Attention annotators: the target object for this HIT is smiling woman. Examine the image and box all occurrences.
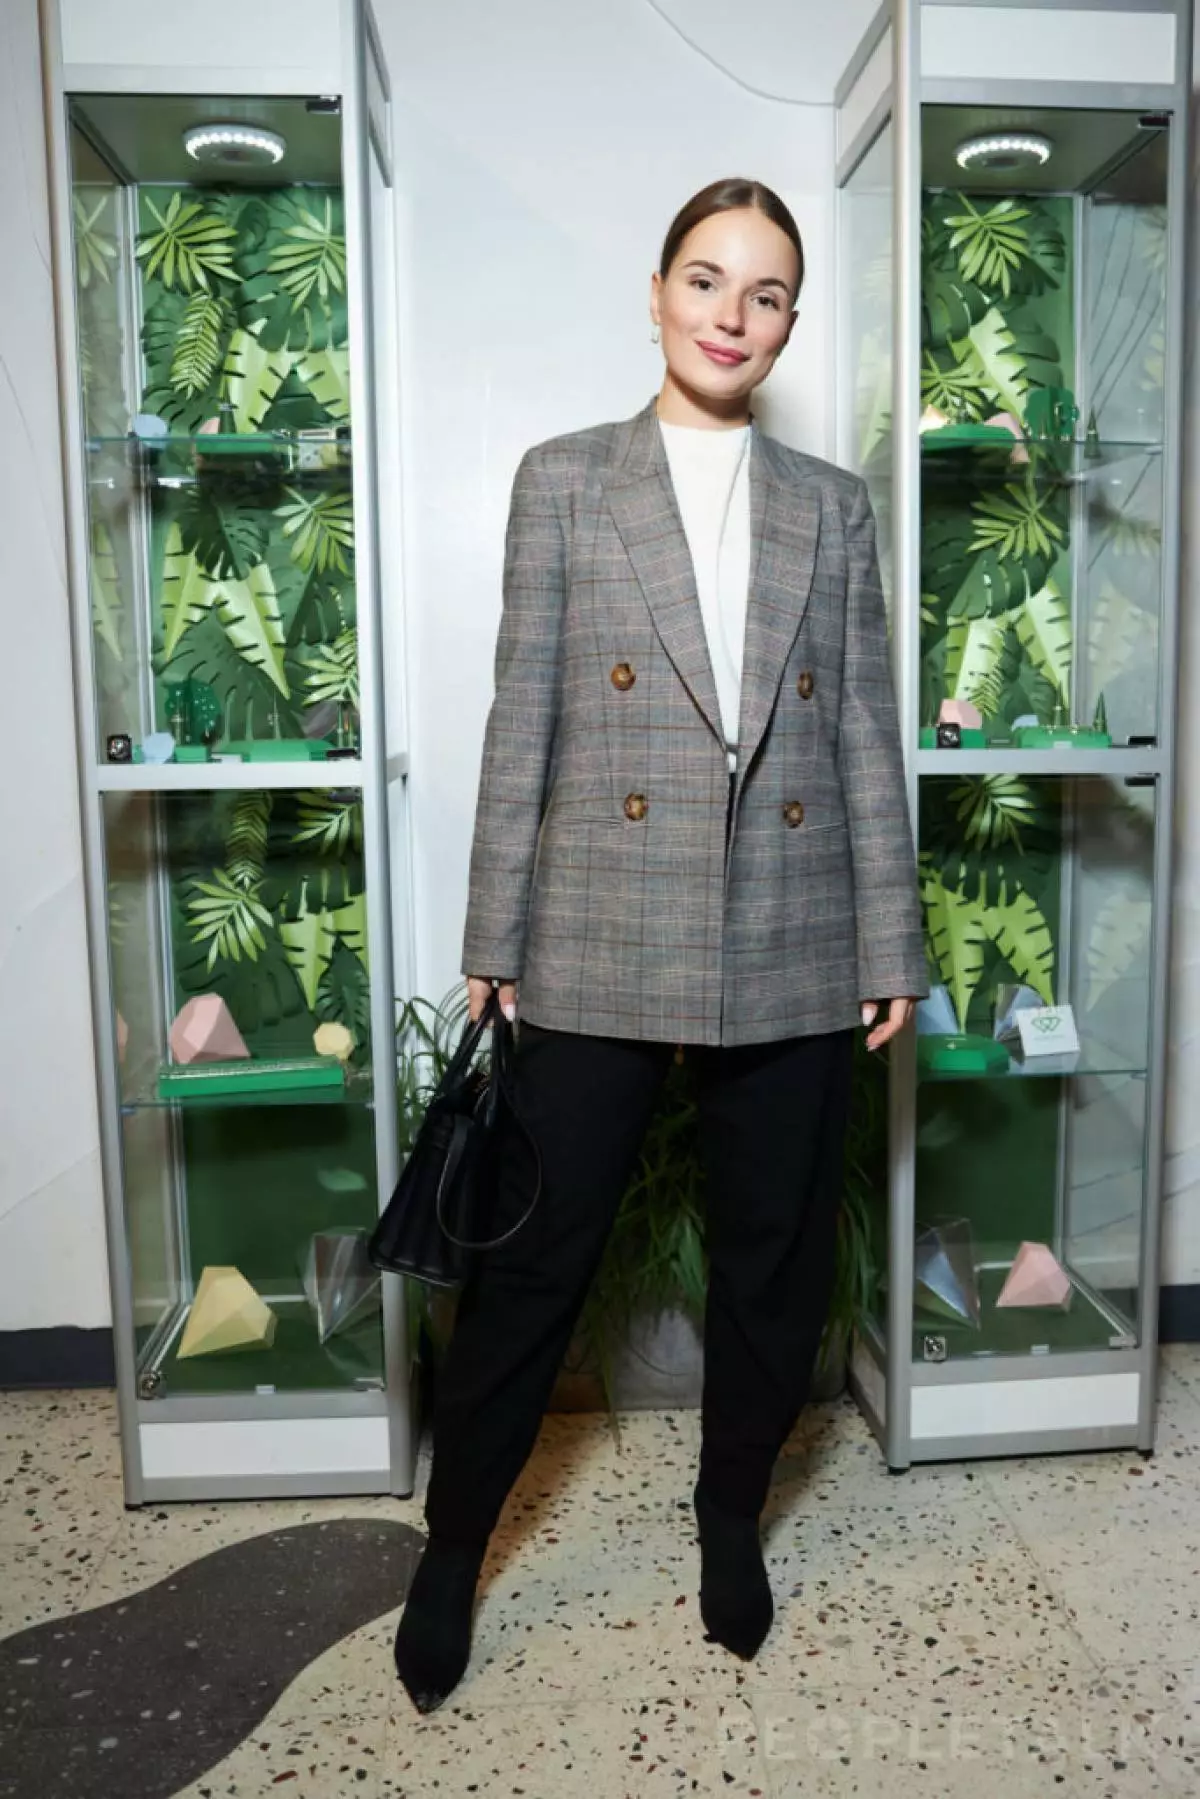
[649,176,805,426]
[387,171,924,1717]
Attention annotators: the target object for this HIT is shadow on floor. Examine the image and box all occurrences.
[0,1517,423,1799]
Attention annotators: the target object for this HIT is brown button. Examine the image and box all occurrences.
[624,792,648,821]
[783,800,805,827]
[797,670,814,700]
[611,662,636,691]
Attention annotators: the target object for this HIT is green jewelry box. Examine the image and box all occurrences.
[917,1033,1011,1075]
[1011,725,1112,749]
[217,739,331,762]
[157,1056,345,1099]
[919,726,988,749]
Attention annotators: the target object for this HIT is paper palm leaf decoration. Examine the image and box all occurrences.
[945,197,1032,297]
[185,868,274,970]
[136,192,237,291]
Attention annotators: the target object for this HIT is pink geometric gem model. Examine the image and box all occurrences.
[996,1241,1072,1309]
[983,411,1031,464]
[169,994,250,1065]
[938,697,984,732]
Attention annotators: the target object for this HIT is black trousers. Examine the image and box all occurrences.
[425,770,855,1542]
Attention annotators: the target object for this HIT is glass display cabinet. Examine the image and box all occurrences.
[40,0,417,1499]
[835,0,1190,1466]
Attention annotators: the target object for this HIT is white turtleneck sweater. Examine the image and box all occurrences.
[657,417,752,776]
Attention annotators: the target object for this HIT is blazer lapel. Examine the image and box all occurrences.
[601,397,821,773]
[736,434,821,777]
[601,398,724,744]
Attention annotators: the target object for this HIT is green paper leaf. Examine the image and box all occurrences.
[982,886,1056,1005]
[136,190,237,292]
[207,561,290,697]
[222,323,294,431]
[921,863,988,1032]
[276,487,355,575]
[279,885,337,1011]
[961,308,1030,420]
[300,628,359,708]
[1015,579,1072,703]
[943,612,1013,718]
[184,867,273,970]
[294,347,351,422]
[177,486,268,581]
[265,194,347,311]
[331,890,369,972]
[948,548,1024,621]
[170,290,229,397]
[226,791,272,892]
[293,789,363,856]
[160,521,216,662]
[945,197,1032,298]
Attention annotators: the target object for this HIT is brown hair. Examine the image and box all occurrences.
[659,177,805,303]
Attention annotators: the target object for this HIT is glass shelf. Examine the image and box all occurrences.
[918,1043,1147,1082]
[86,430,351,488]
[120,1069,375,1111]
[918,434,1162,485]
[150,1299,384,1399]
[911,1260,1135,1362]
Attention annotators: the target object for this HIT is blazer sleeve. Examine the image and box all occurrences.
[460,445,565,982]
[837,477,929,1002]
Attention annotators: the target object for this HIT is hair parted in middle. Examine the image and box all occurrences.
[658,177,805,303]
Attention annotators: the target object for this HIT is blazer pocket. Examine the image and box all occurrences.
[544,785,622,826]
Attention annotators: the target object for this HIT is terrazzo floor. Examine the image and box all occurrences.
[5,1351,1200,1796]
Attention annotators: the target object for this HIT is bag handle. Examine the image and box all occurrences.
[434,1002,543,1251]
[438,986,500,1092]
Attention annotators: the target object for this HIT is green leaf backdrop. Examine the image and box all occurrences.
[137,182,356,745]
[918,191,1075,1030]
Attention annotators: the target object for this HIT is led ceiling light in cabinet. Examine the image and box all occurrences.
[954,132,1053,172]
[183,124,286,167]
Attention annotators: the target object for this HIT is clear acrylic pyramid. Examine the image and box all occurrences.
[302,1229,381,1345]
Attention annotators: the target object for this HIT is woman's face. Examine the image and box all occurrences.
[651,207,799,406]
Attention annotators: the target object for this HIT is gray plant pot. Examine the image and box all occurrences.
[550,1306,705,1411]
[549,1307,850,1411]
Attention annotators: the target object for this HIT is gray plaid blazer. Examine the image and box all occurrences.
[460,395,927,1046]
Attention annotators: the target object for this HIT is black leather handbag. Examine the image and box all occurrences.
[368,991,542,1290]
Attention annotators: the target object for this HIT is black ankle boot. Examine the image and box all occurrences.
[393,1533,487,1713]
[692,1481,773,1660]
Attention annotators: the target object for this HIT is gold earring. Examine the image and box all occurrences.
[650,323,660,344]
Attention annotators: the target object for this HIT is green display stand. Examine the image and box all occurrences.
[1012,725,1112,750]
[226,739,332,762]
[158,1056,346,1099]
[921,423,1022,450]
[917,1033,1011,1075]
[919,726,989,748]
[193,431,290,459]
[174,744,211,763]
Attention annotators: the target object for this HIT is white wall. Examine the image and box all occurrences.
[0,0,109,1329]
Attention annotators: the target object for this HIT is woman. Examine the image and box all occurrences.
[394,177,926,1712]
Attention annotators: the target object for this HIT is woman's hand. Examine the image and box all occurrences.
[467,974,519,1024]
[861,997,916,1052]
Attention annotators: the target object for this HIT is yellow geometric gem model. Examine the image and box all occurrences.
[313,1021,354,1062]
[177,1266,278,1358]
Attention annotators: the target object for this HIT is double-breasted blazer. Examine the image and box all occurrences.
[460,394,927,1047]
